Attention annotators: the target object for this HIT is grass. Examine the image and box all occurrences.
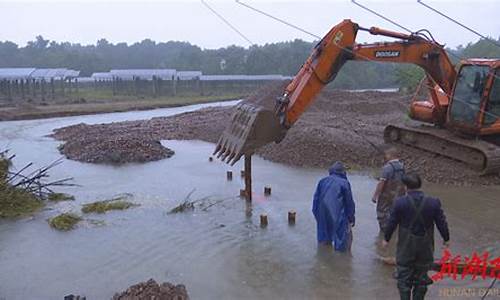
[48,213,82,231]
[48,192,75,202]
[0,188,44,218]
[0,158,44,218]
[81,198,138,214]
[68,88,248,104]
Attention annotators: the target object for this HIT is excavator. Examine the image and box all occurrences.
[213,19,500,174]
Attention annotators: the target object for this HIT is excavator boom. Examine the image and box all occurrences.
[214,19,500,173]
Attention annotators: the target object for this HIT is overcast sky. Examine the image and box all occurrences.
[0,0,499,49]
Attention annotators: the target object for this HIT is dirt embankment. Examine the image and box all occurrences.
[51,85,500,186]
[112,278,189,300]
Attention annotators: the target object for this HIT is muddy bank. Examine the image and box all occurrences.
[112,279,189,300]
[51,87,500,186]
[0,95,242,121]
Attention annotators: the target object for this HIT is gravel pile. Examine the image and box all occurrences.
[55,131,174,164]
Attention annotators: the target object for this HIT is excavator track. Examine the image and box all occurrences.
[384,125,500,175]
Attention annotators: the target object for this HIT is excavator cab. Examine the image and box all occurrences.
[447,60,500,135]
[482,67,500,128]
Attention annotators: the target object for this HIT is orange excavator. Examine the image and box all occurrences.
[213,19,500,174]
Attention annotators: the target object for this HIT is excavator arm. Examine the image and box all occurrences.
[214,19,457,164]
[281,20,456,126]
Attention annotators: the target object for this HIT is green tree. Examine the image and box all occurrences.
[395,64,425,93]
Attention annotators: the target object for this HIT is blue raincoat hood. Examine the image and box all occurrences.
[329,161,347,178]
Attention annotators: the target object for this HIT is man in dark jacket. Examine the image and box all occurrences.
[312,161,355,252]
[383,172,450,300]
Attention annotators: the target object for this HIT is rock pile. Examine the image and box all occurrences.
[112,279,189,300]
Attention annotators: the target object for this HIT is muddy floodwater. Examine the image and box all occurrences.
[0,101,499,299]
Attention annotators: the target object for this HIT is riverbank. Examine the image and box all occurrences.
[51,85,500,186]
[0,93,245,121]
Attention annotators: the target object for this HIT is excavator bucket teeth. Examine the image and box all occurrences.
[213,102,285,165]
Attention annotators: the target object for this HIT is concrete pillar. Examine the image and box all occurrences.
[112,77,116,96]
[20,79,25,100]
[134,77,139,97]
[152,75,157,97]
[41,79,46,101]
[32,79,37,98]
[25,78,30,96]
[171,75,177,96]
[6,80,12,101]
[14,79,19,96]
[50,78,55,100]
[157,78,163,96]
[60,78,65,96]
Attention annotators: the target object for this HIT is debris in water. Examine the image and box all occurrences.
[48,192,75,202]
[49,213,82,231]
[81,194,138,214]
[64,294,86,300]
[199,196,234,211]
[0,151,74,218]
[168,200,195,214]
[112,278,189,300]
[168,189,197,214]
[86,219,106,227]
[168,189,234,214]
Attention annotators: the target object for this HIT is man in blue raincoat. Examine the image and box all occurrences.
[312,161,356,252]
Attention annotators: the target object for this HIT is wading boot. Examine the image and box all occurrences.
[412,286,427,300]
[398,290,411,300]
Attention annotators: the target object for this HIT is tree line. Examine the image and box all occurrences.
[0,35,499,90]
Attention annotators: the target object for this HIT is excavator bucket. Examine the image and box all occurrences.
[213,82,289,165]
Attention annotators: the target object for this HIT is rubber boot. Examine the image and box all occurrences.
[398,290,411,300]
[412,286,427,300]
